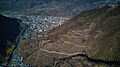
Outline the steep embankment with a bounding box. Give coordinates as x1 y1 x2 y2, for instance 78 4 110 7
0 14 25 64
46 4 120 62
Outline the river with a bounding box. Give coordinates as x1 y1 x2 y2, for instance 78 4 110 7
6 23 30 66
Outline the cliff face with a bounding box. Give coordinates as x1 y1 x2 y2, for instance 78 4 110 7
47 4 120 61
0 15 24 63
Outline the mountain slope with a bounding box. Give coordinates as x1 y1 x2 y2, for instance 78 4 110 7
0 0 119 16
46 4 120 62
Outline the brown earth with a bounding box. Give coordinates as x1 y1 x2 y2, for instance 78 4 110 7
46 5 120 61
18 4 120 67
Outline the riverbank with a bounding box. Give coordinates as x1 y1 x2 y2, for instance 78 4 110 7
6 24 29 66
0 14 28 66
